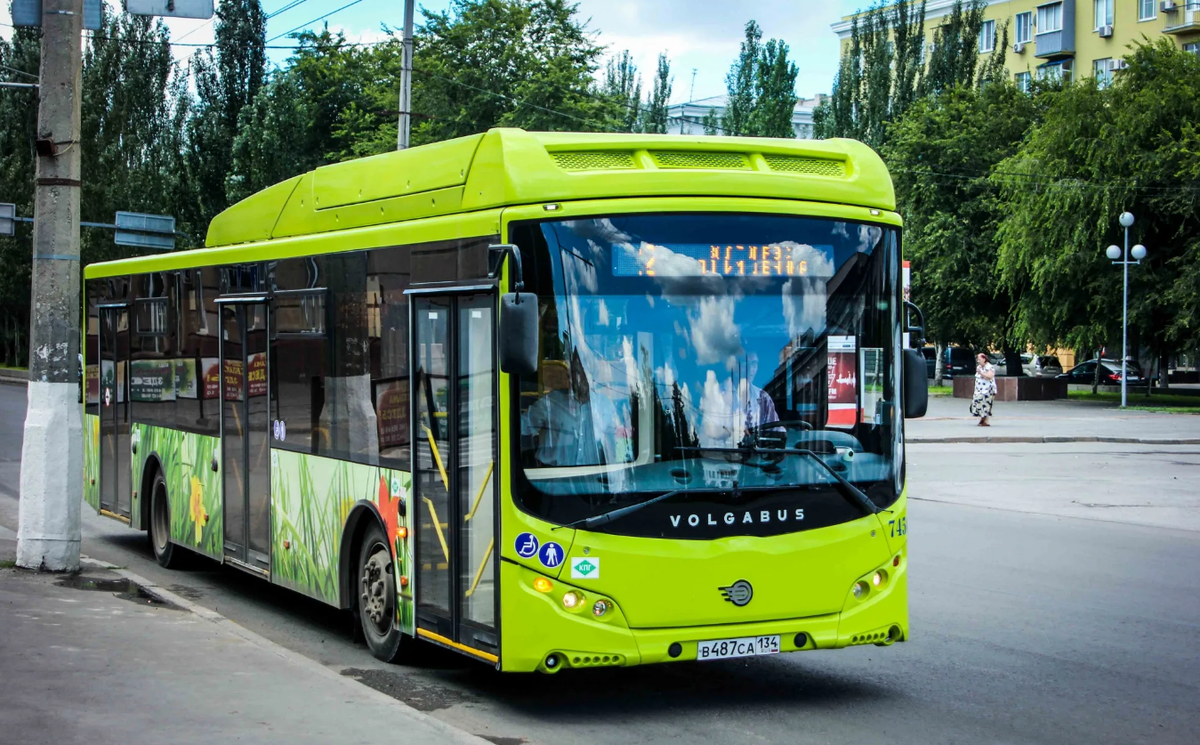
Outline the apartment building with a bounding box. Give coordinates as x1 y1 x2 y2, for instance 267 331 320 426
832 0 1200 89
664 95 827 139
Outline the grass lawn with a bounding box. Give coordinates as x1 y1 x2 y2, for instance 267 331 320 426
0 364 27 371
1067 390 1200 413
929 385 952 397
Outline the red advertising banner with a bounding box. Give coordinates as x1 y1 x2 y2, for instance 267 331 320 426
827 335 857 428
247 352 267 397
223 358 243 401
376 380 409 449
202 358 220 400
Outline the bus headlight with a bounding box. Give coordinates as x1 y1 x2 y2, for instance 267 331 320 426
592 599 611 617
852 581 869 600
562 591 585 610
872 570 887 587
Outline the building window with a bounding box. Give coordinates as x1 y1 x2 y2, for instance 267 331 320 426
1015 71 1032 93
1093 58 1113 88
1138 0 1155 21
1016 12 1033 43
1038 63 1070 83
979 19 996 53
1037 2 1064 34
1186 42 1200 56
1094 0 1113 29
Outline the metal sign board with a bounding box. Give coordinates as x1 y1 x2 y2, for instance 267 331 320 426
114 211 176 250
0 203 15 238
12 0 103 29
125 0 214 20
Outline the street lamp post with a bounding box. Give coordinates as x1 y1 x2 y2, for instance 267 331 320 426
1105 211 1148 409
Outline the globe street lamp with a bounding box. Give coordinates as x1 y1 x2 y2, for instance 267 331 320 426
1106 211 1148 408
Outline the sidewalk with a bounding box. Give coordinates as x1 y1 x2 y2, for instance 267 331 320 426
907 395 1200 444
0 526 486 745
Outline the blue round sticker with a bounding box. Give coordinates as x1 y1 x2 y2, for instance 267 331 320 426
514 532 539 559
539 541 565 569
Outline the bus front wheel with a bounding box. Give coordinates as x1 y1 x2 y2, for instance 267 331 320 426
357 523 406 663
148 471 181 569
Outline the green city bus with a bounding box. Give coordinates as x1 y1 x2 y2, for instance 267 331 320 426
82 129 928 672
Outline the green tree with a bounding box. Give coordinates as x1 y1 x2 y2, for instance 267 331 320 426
995 40 1200 382
413 0 608 143
814 1 928 147
602 50 641 133
884 82 1037 375
922 0 997 95
639 53 673 134
721 20 799 138
80 9 182 262
0 28 39 366
184 0 267 230
722 21 762 137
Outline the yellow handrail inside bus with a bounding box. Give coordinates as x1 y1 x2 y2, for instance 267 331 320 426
422 497 450 562
463 461 494 522
464 538 494 598
423 425 449 491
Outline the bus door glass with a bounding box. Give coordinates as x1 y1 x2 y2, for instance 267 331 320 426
98 305 130 518
412 291 498 658
219 301 272 571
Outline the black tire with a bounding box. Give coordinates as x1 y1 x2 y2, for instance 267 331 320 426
357 522 408 663
148 471 182 569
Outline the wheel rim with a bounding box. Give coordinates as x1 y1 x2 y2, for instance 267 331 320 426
152 481 169 553
359 542 394 638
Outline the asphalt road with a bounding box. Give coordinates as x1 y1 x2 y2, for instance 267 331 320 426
1 383 1198 744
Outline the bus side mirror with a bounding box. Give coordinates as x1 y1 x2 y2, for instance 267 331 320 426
903 348 928 419
499 293 538 375
904 300 926 349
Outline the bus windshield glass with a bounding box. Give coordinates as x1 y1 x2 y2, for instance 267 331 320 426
511 213 902 538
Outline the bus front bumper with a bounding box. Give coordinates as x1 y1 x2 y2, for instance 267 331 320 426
499 554 908 673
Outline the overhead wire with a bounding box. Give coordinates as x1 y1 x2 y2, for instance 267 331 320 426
266 0 366 43
1 63 39 81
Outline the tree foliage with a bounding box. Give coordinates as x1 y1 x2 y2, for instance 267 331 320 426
639 53 673 134
721 21 799 138
884 82 1036 353
995 40 1200 363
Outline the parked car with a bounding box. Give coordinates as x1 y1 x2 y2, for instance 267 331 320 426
1057 358 1146 385
1024 355 1064 378
922 346 975 379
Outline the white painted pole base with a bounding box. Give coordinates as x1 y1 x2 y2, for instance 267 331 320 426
16 380 83 571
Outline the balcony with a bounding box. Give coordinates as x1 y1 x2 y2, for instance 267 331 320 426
1163 3 1200 33
1035 30 1075 58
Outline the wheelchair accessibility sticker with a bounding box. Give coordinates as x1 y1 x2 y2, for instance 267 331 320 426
515 532 539 559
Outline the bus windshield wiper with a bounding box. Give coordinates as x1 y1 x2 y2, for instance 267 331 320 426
554 488 721 531
677 446 881 516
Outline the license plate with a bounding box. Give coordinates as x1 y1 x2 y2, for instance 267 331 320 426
696 634 780 661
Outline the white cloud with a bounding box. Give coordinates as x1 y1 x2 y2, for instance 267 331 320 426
688 295 742 367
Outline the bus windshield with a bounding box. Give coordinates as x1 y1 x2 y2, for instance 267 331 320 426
511 213 902 538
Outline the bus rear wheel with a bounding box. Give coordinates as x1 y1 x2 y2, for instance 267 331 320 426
148 471 181 568
357 523 407 663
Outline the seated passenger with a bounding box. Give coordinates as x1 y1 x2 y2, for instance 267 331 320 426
523 351 626 468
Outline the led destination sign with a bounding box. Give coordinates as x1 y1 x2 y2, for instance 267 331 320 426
612 242 834 278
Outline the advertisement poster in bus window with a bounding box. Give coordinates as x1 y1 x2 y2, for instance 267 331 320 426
827 335 857 427
902 261 911 348
224 358 243 401
248 352 267 397
100 360 126 404
861 347 883 424
376 380 409 449
175 358 198 399
202 357 220 399
130 359 177 402
85 364 100 404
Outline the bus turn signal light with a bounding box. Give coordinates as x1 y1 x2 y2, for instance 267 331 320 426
397 527 408 540
533 577 554 593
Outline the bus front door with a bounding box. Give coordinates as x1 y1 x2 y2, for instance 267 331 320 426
219 301 272 573
411 291 499 663
98 305 130 519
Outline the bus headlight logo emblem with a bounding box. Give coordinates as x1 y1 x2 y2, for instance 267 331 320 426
718 580 753 607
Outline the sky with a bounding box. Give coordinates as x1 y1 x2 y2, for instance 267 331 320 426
3 1 864 101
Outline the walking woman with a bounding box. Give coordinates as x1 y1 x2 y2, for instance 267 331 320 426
970 352 997 426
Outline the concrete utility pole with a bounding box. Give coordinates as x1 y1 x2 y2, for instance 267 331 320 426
17 0 84 571
397 0 415 150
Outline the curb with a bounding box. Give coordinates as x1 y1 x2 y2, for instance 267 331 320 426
79 555 493 745
908 436 1200 445
0 369 29 387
